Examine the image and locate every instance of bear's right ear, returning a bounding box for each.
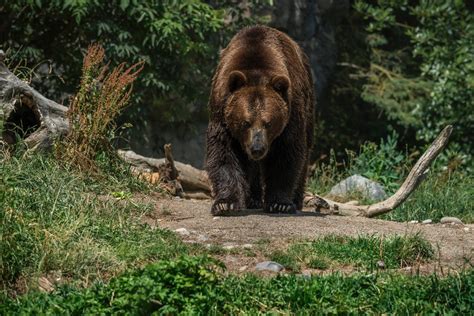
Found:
[228,71,247,93]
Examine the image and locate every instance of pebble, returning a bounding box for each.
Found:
[377,260,385,269]
[239,265,248,272]
[174,228,190,236]
[242,244,253,249]
[197,234,208,242]
[409,220,419,224]
[256,261,284,273]
[213,217,220,220]
[223,245,235,250]
[464,227,470,232]
[440,216,464,225]
[422,219,432,224]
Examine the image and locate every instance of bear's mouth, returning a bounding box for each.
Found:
[247,146,268,161]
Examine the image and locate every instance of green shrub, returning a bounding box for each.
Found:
[3,256,473,314]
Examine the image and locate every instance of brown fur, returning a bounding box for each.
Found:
[205,25,315,215]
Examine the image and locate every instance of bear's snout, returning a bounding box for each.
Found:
[248,129,268,160]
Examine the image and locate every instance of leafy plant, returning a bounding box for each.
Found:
[349,131,409,193]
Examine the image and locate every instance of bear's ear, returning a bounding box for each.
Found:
[228,71,247,93]
[270,75,290,100]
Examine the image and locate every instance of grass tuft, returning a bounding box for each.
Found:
[269,233,434,272]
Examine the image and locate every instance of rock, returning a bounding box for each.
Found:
[35,277,54,293]
[256,261,285,273]
[422,219,432,224]
[242,244,253,249]
[174,228,190,236]
[377,260,385,269]
[463,227,470,232]
[440,217,463,225]
[409,220,419,224]
[223,245,235,250]
[329,175,387,201]
[197,234,208,242]
[239,265,248,272]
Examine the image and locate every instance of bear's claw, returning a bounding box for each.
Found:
[211,201,238,215]
[266,202,296,214]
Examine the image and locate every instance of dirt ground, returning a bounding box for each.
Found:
[143,197,473,275]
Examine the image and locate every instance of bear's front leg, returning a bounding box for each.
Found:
[262,142,303,214]
[206,122,249,215]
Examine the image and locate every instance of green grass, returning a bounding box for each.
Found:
[2,256,473,315]
[0,153,192,295]
[383,172,474,223]
[270,234,434,272]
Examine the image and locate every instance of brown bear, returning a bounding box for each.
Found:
[205,25,315,215]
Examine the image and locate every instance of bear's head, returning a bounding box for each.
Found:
[224,70,290,161]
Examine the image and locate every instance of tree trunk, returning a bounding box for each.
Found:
[0,50,68,151]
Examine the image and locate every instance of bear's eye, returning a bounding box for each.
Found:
[242,121,251,129]
[264,121,272,129]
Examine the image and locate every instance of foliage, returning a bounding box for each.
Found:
[270,233,434,272]
[349,131,409,193]
[0,152,190,295]
[55,43,143,171]
[0,0,269,137]
[3,256,473,314]
[353,0,474,159]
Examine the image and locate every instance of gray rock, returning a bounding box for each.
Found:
[174,228,190,236]
[377,260,385,269]
[329,174,387,201]
[440,217,463,225]
[422,219,432,224]
[256,261,285,273]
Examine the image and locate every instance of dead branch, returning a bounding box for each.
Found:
[307,125,453,217]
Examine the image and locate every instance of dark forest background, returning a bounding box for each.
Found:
[1,0,472,168]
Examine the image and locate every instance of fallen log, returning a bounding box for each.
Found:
[0,50,69,151]
[117,149,211,195]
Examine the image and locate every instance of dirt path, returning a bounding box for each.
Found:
[144,197,473,274]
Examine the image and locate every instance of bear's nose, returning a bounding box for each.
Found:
[250,142,265,156]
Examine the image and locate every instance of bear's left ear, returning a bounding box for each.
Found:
[270,75,290,100]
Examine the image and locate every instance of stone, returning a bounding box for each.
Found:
[409,220,418,224]
[422,219,432,224]
[256,261,285,273]
[242,244,253,249]
[197,234,208,242]
[377,260,385,269]
[440,217,463,225]
[463,227,470,232]
[239,265,248,272]
[329,174,387,201]
[174,228,190,236]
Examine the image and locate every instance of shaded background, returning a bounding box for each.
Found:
[1,0,472,168]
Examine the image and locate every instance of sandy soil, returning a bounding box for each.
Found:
[143,197,473,275]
